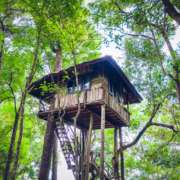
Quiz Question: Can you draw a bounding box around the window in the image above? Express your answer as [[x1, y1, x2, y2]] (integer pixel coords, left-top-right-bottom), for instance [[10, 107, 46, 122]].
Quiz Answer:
[[68, 86, 74, 94], [67, 76, 90, 94], [67, 80, 74, 94], [82, 79, 90, 90], [109, 81, 114, 96], [108, 79, 124, 103]]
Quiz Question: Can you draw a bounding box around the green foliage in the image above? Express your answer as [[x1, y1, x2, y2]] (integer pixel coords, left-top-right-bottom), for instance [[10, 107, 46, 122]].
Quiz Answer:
[[89, 0, 180, 179], [0, 0, 101, 178], [0, 0, 179, 179]]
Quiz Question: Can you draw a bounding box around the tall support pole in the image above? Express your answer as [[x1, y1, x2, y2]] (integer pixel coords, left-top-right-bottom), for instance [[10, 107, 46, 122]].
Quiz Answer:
[[100, 104, 105, 180], [113, 128, 119, 179], [119, 128, 125, 180], [84, 113, 93, 180], [52, 133, 58, 180], [79, 130, 82, 180], [81, 130, 87, 180]]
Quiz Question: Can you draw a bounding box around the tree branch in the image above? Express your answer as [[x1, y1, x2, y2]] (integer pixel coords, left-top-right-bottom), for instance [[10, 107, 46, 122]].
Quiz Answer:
[[151, 122, 177, 132], [162, 0, 180, 25], [8, 72, 17, 113], [118, 102, 177, 153], [120, 104, 161, 151], [120, 31, 155, 41]]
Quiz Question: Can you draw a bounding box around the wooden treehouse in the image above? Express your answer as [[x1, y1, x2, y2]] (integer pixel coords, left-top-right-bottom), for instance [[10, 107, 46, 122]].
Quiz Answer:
[[28, 56, 142, 180]]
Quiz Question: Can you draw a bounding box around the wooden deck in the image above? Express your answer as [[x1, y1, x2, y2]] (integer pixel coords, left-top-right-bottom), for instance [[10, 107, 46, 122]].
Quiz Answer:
[[38, 88, 130, 129]]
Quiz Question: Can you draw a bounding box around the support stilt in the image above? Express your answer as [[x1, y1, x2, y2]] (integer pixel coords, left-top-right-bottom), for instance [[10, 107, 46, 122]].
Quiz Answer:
[[100, 104, 105, 180], [52, 134, 58, 180], [119, 128, 124, 180], [81, 130, 87, 180], [113, 128, 119, 179], [84, 113, 93, 180]]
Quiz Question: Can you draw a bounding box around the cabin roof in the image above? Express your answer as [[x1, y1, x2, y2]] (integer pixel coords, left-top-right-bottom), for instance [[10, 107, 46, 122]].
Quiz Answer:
[[28, 56, 142, 104]]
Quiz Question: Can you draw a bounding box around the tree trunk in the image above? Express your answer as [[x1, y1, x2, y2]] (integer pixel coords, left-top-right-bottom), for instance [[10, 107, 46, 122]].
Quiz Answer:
[[51, 47, 62, 180], [0, 19, 5, 71], [10, 30, 41, 180], [39, 45, 62, 180], [54, 47, 62, 72], [11, 93, 26, 180], [71, 51, 82, 179], [4, 30, 41, 180], [100, 104, 105, 180], [175, 78, 180, 104], [4, 111, 20, 180], [38, 106, 56, 180], [162, 30, 180, 104], [162, 0, 180, 25]]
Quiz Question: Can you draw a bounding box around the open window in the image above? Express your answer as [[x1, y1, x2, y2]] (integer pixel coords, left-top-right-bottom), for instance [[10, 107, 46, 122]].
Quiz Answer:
[[67, 75, 91, 94]]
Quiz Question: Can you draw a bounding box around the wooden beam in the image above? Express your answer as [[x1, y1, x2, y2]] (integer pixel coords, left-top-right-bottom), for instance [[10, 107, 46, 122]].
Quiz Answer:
[[100, 104, 105, 180]]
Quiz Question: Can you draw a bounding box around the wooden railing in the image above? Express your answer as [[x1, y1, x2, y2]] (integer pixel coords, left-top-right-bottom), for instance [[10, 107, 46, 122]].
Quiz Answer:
[[54, 88, 130, 125], [107, 95, 130, 125], [55, 88, 104, 108]]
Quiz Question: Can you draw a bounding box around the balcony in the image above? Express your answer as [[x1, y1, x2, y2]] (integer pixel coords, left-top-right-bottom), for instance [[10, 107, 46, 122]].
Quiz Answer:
[[38, 88, 130, 129]]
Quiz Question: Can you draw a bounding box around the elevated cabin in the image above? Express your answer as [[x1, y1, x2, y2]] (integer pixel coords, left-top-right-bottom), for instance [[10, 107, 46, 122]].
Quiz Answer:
[[28, 56, 142, 129]]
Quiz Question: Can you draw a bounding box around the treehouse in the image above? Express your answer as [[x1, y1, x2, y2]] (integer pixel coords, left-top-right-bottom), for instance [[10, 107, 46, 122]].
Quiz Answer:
[[28, 56, 142, 179], [29, 56, 142, 129]]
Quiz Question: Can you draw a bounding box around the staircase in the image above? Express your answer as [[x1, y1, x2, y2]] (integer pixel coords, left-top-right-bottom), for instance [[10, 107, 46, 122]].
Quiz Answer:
[[55, 120, 110, 180], [55, 121, 76, 176]]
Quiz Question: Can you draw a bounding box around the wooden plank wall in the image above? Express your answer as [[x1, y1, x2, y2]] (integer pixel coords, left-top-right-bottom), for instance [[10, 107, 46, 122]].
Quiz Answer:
[[54, 76, 130, 125]]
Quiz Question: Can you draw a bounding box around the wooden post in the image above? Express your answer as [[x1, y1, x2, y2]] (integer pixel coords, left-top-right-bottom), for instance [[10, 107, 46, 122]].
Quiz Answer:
[[79, 130, 82, 180], [81, 129, 87, 180], [113, 128, 119, 179], [52, 133, 58, 180], [84, 113, 93, 180], [119, 128, 125, 180], [100, 104, 105, 180]]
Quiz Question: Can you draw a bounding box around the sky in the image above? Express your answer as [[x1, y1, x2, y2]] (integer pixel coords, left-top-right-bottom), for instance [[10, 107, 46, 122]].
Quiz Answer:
[[101, 28, 180, 61]]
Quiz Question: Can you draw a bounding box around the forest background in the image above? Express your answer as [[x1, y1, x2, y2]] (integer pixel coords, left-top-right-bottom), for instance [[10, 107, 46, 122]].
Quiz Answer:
[[0, 0, 179, 179]]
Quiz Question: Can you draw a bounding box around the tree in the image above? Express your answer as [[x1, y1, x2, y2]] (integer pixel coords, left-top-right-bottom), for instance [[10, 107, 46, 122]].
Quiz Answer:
[[89, 0, 180, 178], [162, 0, 180, 25]]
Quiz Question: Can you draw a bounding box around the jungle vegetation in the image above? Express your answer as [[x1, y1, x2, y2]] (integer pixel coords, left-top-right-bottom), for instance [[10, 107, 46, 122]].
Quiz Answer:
[[0, 0, 179, 179]]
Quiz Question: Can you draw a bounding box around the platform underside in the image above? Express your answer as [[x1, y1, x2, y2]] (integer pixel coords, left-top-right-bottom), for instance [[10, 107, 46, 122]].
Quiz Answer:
[[38, 103, 128, 129]]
